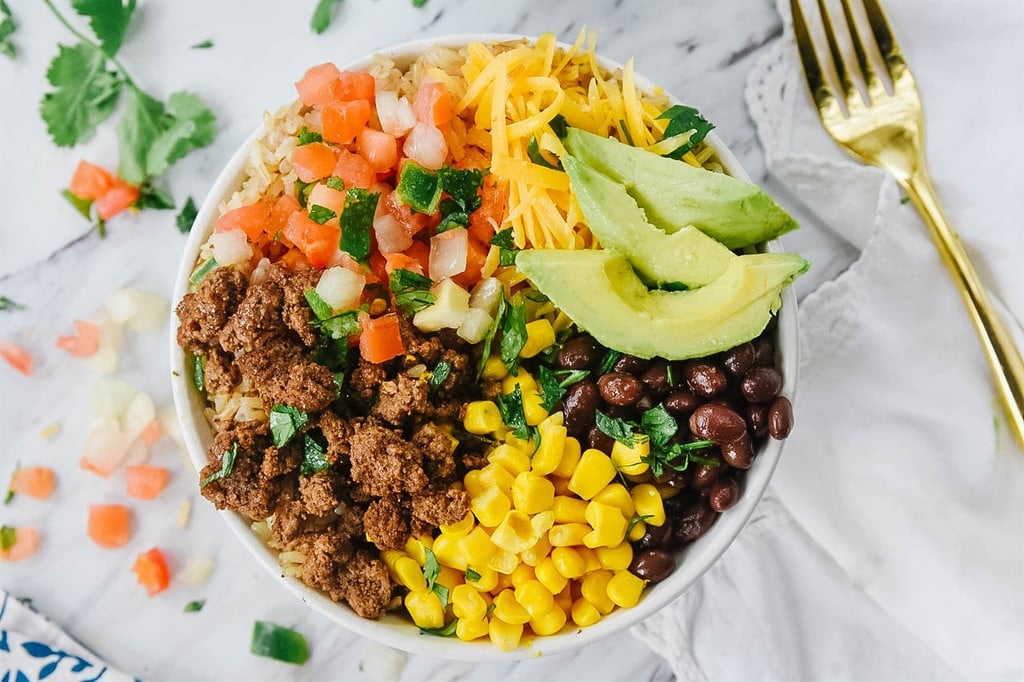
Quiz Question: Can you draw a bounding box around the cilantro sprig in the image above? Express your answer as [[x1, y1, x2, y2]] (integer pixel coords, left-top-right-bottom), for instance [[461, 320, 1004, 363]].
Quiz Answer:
[[176, 197, 198, 233], [0, 0, 17, 59], [200, 442, 238, 488], [389, 269, 436, 315], [0, 296, 24, 312], [300, 433, 330, 475], [428, 360, 452, 391], [537, 365, 589, 411], [499, 293, 528, 374], [657, 105, 715, 159], [496, 385, 530, 440], [270, 404, 309, 448], [490, 228, 519, 267]]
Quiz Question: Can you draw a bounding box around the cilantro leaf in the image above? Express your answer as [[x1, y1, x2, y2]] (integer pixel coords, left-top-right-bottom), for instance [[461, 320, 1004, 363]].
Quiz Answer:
[[422, 548, 440, 588], [308, 204, 336, 225], [419, 619, 457, 637], [642, 438, 717, 478], [490, 228, 518, 267], [431, 582, 450, 609], [436, 211, 469, 233], [477, 294, 506, 378], [325, 176, 344, 191], [640, 404, 678, 448], [465, 568, 481, 582], [295, 179, 315, 208], [192, 354, 205, 393], [395, 290, 436, 315], [304, 289, 333, 321], [598, 349, 621, 374], [177, 197, 198, 233], [61, 189, 95, 223], [339, 188, 378, 263], [549, 114, 568, 138], [657, 105, 715, 159], [428, 360, 451, 391], [40, 43, 123, 147], [298, 126, 323, 146], [200, 442, 238, 488], [497, 385, 529, 440], [184, 599, 205, 612], [270, 404, 309, 448], [595, 409, 638, 446], [537, 365, 589, 411], [118, 89, 216, 184], [191, 40, 213, 49], [527, 136, 560, 170], [315, 311, 361, 340], [0, 296, 25, 312], [133, 184, 175, 210], [390, 269, 436, 315], [0, 525, 15, 551], [71, 0, 137, 57], [189, 257, 217, 285], [412, 0, 429, 7], [437, 166, 484, 214], [311, 0, 342, 34], [300, 433, 330, 475], [0, 0, 16, 59], [499, 293, 527, 374]]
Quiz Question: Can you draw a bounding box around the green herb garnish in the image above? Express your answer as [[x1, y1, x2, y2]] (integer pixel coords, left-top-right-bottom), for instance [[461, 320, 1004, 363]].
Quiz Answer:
[[300, 433, 329, 475], [326, 176, 345, 191], [598, 349, 621, 374], [61, 189, 105, 236], [389, 269, 436, 315], [477, 294, 506, 378], [900, 196, 911, 205], [657, 105, 715, 159], [250, 621, 309, 665], [305, 290, 361, 339], [549, 114, 568, 138], [437, 166, 484, 214], [133, 183, 175, 210], [190, 40, 213, 49], [0, 0, 16, 59], [594, 409, 638, 447], [428, 361, 452, 391], [270, 404, 309, 448], [176, 197, 198, 233], [465, 568, 481, 582], [641, 404, 677, 447], [295, 179, 315, 208], [0, 525, 15, 550], [192, 354, 206, 393], [490, 227, 519, 267], [537, 365, 589, 411], [499, 293, 528, 374], [298, 126, 323, 146], [184, 599, 205, 612], [422, 547, 441, 588], [339, 188, 378, 263], [419, 619, 457, 637], [200, 442, 238, 488], [626, 514, 654, 536], [527, 136, 560, 169], [308, 204, 337, 225], [304, 289, 333, 320], [189, 257, 217, 285], [0, 296, 24, 312], [3, 490, 13, 505], [497, 385, 529, 440]]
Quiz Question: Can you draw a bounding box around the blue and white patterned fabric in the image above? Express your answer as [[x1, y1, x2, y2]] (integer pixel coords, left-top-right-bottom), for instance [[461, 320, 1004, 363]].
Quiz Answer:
[[0, 592, 133, 682]]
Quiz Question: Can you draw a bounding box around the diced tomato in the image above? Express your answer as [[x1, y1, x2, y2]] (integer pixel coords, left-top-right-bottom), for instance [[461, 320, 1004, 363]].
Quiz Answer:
[[215, 202, 274, 242], [292, 142, 339, 183], [384, 190, 431, 236], [405, 240, 432, 274], [279, 248, 310, 271], [308, 183, 346, 218], [88, 504, 131, 548], [283, 211, 341, 269], [333, 151, 376, 191], [69, 160, 116, 200], [358, 128, 399, 174], [94, 180, 140, 220], [295, 62, 344, 107], [132, 547, 170, 596], [139, 420, 164, 446], [8, 467, 55, 500], [0, 340, 33, 377], [453, 236, 489, 289], [383, 252, 424, 276], [125, 465, 170, 501], [360, 313, 405, 363], [322, 99, 372, 145], [56, 319, 101, 358], [413, 82, 454, 127], [468, 176, 508, 244], [336, 71, 375, 102], [0, 527, 38, 562]]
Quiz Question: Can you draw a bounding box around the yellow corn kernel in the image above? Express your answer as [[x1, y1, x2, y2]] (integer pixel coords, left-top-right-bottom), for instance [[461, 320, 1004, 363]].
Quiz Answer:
[[628, 520, 647, 542], [532, 418, 567, 475], [464, 400, 504, 435], [488, 617, 524, 651], [477, 463, 515, 497], [552, 495, 588, 524], [514, 579, 554, 618], [535, 556, 569, 594], [520, 533, 552, 567], [631, 484, 667, 527], [494, 570, 515, 593], [493, 588, 531, 625], [432, 534, 468, 571], [510, 564, 537, 590], [502, 371, 537, 394], [596, 542, 634, 572], [520, 319, 556, 358], [623, 470, 651, 483], [395, 556, 427, 592], [405, 590, 444, 629], [530, 603, 567, 636], [380, 550, 405, 574], [580, 570, 616, 615], [583, 501, 628, 549], [657, 484, 682, 500], [488, 547, 521, 575], [404, 536, 433, 567], [552, 436, 583, 478], [491, 510, 540, 554], [466, 565, 499, 591], [553, 585, 573, 613], [436, 565, 464, 593], [552, 476, 573, 496], [607, 570, 648, 608], [549, 522, 591, 547], [568, 449, 617, 500], [610, 439, 650, 475], [571, 598, 603, 627], [441, 512, 475, 537], [593, 483, 636, 519], [551, 546, 587, 579], [522, 388, 548, 426], [463, 470, 485, 497], [456, 617, 490, 641], [458, 527, 497, 566], [578, 547, 602, 574], [489, 443, 532, 475], [511, 472, 555, 514], [472, 487, 512, 527], [482, 355, 509, 380], [452, 584, 489, 621]]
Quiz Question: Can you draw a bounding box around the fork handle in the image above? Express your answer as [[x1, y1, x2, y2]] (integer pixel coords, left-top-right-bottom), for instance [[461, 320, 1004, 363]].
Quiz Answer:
[[904, 170, 1024, 451]]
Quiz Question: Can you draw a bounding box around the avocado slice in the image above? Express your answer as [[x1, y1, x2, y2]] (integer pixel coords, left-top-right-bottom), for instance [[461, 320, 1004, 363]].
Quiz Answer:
[[564, 155, 734, 288], [516, 248, 808, 360], [563, 128, 798, 249]]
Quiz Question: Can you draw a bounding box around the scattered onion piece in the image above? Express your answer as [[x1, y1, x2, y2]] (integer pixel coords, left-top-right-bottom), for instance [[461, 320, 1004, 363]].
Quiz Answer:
[[0, 340, 33, 376], [175, 499, 192, 529], [178, 554, 215, 586], [56, 320, 102, 358], [8, 468, 55, 500], [38, 423, 61, 439], [0, 527, 38, 562], [81, 417, 130, 478]]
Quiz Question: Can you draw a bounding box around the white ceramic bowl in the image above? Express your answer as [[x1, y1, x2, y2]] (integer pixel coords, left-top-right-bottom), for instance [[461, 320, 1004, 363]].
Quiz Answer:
[[169, 34, 799, 661]]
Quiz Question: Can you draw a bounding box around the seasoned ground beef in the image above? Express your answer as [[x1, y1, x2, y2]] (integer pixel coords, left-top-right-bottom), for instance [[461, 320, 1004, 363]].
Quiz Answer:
[[203, 346, 240, 394], [349, 418, 429, 497], [412, 422, 457, 480], [372, 374, 430, 427], [363, 494, 410, 551], [176, 268, 248, 352], [338, 552, 393, 619], [299, 472, 339, 516], [412, 488, 472, 529]]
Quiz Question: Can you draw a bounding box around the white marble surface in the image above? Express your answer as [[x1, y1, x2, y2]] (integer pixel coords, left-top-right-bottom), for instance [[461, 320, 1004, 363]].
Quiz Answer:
[[1, 0, 1013, 680]]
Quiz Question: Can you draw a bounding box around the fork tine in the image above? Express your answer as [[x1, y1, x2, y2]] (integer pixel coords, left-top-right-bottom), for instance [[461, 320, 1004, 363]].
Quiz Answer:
[[861, 0, 911, 85], [838, 0, 887, 101], [814, 0, 859, 108], [790, 0, 838, 118]]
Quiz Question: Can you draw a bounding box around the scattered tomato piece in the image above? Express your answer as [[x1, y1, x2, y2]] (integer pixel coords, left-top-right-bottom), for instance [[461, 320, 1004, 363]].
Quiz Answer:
[[0, 340, 33, 377], [0, 527, 38, 562], [125, 465, 170, 501], [132, 547, 170, 596], [322, 99, 372, 146], [453, 235, 489, 289], [69, 160, 116, 200], [283, 211, 341, 269], [360, 313, 404, 363], [94, 180, 141, 220], [292, 142, 339, 183], [468, 176, 508, 244], [88, 504, 131, 548], [383, 252, 425, 276], [8, 467, 55, 500], [56, 319, 102, 358], [413, 82, 454, 127]]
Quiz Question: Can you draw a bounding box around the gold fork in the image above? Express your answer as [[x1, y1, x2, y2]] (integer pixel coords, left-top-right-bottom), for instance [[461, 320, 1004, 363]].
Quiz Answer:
[[791, 0, 1024, 451]]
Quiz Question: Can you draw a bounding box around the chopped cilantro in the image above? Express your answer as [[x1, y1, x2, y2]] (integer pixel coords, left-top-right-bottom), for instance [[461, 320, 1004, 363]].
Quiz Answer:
[[189, 257, 217, 285], [298, 127, 323, 145], [316, 311, 361, 340], [437, 166, 484, 214], [640, 404, 678, 448], [133, 184, 175, 210], [339, 188, 378, 263], [412, 0, 429, 7], [250, 621, 309, 665], [303, 289, 333, 321], [0, 525, 15, 551], [657, 105, 715, 159], [325, 176, 345, 191], [497, 385, 529, 440], [184, 599, 205, 612], [422, 548, 441, 589], [900, 196, 911, 205], [595, 410, 638, 447], [311, 0, 341, 34], [308, 204, 337, 225], [499, 293, 528, 374], [465, 568, 481, 582], [395, 290, 436, 315], [0, 296, 24, 312], [431, 582, 450, 609], [598, 349, 621, 374], [295, 179, 315, 208], [477, 294, 506, 378], [192, 354, 206, 393], [200, 442, 238, 488], [3, 489, 13, 505], [176, 196, 198, 233], [300, 433, 330, 475], [419, 619, 457, 637], [527, 136, 560, 169], [270, 404, 309, 448], [537, 365, 589, 411], [428, 361, 452, 391], [190, 40, 213, 49], [549, 114, 568, 138], [490, 228, 519, 267], [389, 269, 436, 315], [0, 0, 16, 59], [396, 162, 441, 214]]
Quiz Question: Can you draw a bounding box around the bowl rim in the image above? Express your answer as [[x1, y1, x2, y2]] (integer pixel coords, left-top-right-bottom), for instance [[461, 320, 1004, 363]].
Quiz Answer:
[[168, 32, 799, 661]]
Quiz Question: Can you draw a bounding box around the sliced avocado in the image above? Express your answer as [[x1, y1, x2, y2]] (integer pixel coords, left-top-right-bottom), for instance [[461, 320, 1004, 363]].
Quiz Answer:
[[564, 156, 734, 288], [563, 128, 798, 249], [516, 249, 808, 360]]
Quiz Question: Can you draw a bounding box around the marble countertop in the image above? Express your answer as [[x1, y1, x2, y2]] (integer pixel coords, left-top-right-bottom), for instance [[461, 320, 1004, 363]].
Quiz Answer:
[[0, 0, 992, 679]]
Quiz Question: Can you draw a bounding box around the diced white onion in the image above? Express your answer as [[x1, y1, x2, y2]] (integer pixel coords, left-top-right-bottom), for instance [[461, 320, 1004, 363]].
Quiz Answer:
[[105, 288, 139, 324], [82, 416, 129, 476], [413, 278, 470, 332], [179, 554, 215, 586], [122, 391, 156, 439], [122, 437, 149, 466], [403, 123, 447, 170], [376, 91, 416, 137], [361, 642, 408, 682], [457, 307, 494, 344], [208, 228, 253, 267], [85, 314, 123, 375], [316, 267, 366, 312], [251, 258, 274, 283], [374, 211, 412, 254], [90, 379, 136, 418], [175, 498, 192, 529], [107, 288, 168, 332], [429, 227, 468, 281], [470, 277, 504, 315]]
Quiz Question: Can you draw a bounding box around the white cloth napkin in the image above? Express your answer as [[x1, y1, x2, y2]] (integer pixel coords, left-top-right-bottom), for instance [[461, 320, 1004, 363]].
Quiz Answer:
[[633, 1, 1024, 679]]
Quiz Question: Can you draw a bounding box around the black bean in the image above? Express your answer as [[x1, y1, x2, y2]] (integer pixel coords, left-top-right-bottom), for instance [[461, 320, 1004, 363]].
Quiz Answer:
[[563, 380, 600, 435], [613, 354, 650, 375], [558, 335, 602, 370], [636, 521, 675, 550], [709, 478, 740, 511], [664, 390, 700, 415], [687, 363, 728, 398], [752, 338, 775, 367], [630, 550, 676, 583], [587, 426, 615, 453], [597, 372, 644, 406], [603, 404, 636, 421], [641, 361, 672, 396], [635, 394, 657, 413], [690, 461, 724, 489], [741, 367, 783, 403], [672, 503, 718, 545], [689, 404, 747, 443], [746, 403, 770, 437], [768, 396, 793, 439], [720, 433, 753, 469], [722, 342, 756, 377]]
